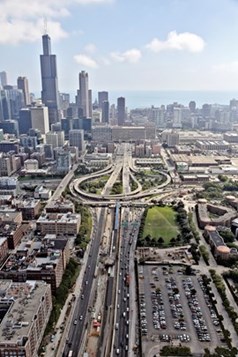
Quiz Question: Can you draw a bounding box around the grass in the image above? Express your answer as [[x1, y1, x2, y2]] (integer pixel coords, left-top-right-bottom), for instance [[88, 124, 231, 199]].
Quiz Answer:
[[143, 206, 178, 243]]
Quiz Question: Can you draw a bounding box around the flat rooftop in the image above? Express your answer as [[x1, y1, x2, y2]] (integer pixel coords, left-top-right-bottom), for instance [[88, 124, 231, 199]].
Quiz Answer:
[[0, 280, 50, 344]]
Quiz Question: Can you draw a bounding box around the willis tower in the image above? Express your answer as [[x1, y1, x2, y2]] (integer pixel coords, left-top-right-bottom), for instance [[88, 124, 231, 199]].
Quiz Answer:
[[40, 34, 60, 126]]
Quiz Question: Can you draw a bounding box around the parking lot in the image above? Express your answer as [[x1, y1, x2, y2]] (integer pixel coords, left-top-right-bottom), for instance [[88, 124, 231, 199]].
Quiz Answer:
[[138, 265, 226, 355]]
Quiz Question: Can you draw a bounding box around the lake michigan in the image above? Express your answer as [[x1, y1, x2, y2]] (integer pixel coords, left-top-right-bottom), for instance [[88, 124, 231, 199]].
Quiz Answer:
[[106, 90, 238, 109]]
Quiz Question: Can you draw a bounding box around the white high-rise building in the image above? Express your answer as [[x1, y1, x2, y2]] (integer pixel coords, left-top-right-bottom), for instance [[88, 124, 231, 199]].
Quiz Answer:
[[77, 71, 89, 118], [45, 131, 64, 148], [69, 129, 85, 152], [31, 105, 49, 134], [173, 108, 182, 128]]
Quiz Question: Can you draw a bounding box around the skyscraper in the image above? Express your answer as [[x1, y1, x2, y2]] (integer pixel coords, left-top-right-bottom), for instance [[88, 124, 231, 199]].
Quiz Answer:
[[76, 71, 89, 118], [40, 34, 60, 126], [0, 86, 24, 120], [102, 101, 109, 123], [117, 97, 126, 126], [98, 91, 108, 109], [17, 76, 31, 106], [0, 71, 7, 87], [69, 129, 85, 152]]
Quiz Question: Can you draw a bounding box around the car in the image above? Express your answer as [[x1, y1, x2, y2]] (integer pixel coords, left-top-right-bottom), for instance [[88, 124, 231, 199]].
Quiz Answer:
[[74, 319, 77, 325], [81, 294, 84, 299], [85, 281, 88, 285], [79, 315, 83, 320]]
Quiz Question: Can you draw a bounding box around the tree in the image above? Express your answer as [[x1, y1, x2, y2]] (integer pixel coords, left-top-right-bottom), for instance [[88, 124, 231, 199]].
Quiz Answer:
[[185, 265, 192, 275], [158, 237, 164, 246], [145, 234, 151, 245], [170, 237, 176, 246]]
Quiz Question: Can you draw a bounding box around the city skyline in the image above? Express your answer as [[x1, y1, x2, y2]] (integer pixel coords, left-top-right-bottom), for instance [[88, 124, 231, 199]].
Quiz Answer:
[[1, 0, 238, 94]]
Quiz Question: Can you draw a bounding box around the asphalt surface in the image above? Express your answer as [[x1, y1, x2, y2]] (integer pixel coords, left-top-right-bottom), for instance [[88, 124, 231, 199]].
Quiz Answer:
[[113, 207, 141, 357], [113, 207, 131, 357], [63, 208, 106, 357]]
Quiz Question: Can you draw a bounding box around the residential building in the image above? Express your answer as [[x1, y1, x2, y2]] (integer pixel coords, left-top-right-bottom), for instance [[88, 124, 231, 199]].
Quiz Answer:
[[36, 212, 81, 236], [17, 199, 41, 220], [0, 237, 70, 292], [0, 238, 8, 263], [45, 199, 75, 214], [0, 222, 30, 249], [0, 280, 52, 357]]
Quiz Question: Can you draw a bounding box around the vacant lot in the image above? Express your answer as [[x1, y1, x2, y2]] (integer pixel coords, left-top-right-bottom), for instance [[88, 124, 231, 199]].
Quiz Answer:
[[143, 206, 178, 242]]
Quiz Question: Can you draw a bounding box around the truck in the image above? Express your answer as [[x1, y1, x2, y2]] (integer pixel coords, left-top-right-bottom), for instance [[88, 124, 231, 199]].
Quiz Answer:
[[125, 274, 130, 286]]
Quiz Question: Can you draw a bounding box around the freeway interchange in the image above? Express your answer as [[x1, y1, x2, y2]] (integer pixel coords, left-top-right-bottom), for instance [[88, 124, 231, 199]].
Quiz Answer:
[[60, 143, 171, 357]]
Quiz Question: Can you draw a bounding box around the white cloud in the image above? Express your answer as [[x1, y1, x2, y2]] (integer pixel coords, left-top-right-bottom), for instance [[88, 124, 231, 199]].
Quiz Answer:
[[74, 54, 98, 68], [146, 31, 205, 53], [0, 0, 112, 44], [110, 48, 142, 63], [213, 61, 238, 73], [84, 43, 97, 54], [0, 19, 67, 44]]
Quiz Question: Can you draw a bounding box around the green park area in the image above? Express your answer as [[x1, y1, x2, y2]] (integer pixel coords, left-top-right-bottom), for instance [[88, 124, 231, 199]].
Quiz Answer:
[[143, 206, 178, 244]]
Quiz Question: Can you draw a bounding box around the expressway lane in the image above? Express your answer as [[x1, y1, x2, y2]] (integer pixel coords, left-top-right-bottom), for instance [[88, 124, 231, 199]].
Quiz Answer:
[[63, 208, 107, 357], [113, 207, 131, 357]]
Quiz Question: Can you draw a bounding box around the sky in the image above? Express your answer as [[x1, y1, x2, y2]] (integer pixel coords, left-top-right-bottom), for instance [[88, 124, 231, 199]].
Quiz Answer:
[[1, 0, 238, 96]]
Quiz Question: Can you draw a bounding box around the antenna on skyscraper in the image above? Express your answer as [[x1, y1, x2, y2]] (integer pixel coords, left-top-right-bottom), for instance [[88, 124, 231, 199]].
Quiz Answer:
[[43, 17, 48, 35]]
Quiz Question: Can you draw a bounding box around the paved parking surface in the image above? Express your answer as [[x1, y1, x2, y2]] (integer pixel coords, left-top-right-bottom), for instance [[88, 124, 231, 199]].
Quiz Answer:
[[139, 265, 226, 356]]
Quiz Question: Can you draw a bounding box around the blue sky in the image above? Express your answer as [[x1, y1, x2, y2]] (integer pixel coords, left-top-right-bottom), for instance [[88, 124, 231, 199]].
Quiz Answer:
[[1, 0, 238, 95]]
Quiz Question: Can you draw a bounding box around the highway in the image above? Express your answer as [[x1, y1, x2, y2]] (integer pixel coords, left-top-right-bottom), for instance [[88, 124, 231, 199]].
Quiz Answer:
[[61, 143, 174, 357], [63, 207, 107, 357]]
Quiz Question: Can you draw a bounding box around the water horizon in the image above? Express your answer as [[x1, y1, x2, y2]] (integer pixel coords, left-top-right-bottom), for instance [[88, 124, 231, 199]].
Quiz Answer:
[[32, 89, 238, 110], [106, 90, 238, 109]]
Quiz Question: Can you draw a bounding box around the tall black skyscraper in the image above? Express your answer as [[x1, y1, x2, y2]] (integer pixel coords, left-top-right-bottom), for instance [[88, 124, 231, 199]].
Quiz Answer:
[[117, 97, 126, 126], [40, 34, 59, 126], [102, 100, 109, 123], [98, 91, 108, 109]]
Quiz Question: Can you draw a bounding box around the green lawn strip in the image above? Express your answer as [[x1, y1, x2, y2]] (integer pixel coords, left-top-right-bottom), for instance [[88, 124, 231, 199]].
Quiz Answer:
[[143, 206, 178, 244]]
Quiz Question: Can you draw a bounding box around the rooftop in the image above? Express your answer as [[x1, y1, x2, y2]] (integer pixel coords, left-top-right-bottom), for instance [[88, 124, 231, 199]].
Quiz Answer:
[[1, 237, 67, 273], [0, 280, 50, 344], [37, 212, 80, 224]]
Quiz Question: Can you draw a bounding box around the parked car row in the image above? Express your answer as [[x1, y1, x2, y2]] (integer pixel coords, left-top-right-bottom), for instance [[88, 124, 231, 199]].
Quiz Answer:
[[166, 276, 187, 331], [151, 289, 167, 330], [198, 277, 220, 327], [159, 333, 190, 343], [139, 293, 148, 336], [183, 277, 211, 342]]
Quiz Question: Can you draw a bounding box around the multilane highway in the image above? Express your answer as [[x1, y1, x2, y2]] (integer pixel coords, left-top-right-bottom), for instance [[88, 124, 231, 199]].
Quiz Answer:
[[63, 207, 107, 357], [62, 143, 173, 356]]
